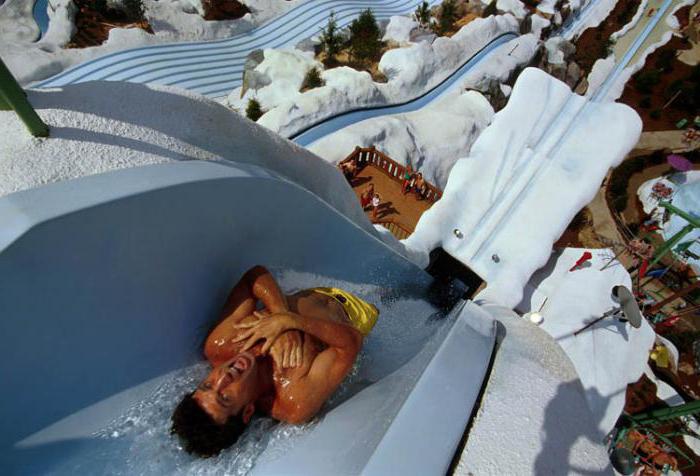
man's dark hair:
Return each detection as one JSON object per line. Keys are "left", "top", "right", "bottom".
{"left": 171, "top": 393, "right": 246, "bottom": 457}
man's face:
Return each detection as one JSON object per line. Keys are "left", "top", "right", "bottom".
{"left": 193, "top": 352, "right": 258, "bottom": 424}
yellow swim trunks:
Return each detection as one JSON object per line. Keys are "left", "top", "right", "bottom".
{"left": 311, "top": 287, "right": 379, "bottom": 336}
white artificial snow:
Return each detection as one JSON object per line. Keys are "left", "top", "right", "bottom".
{"left": 515, "top": 248, "right": 656, "bottom": 434}
{"left": 530, "top": 14, "right": 551, "bottom": 36}
{"left": 0, "top": 81, "right": 374, "bottom": 237}
{"left": 585, "top": 55, "right": 615, "bottom": 98}
{"left": 247, "top": 48, "right": 322, "bottom": 108}
{"left": 496, "top": 0, "right": 528, "bottom": 19}
{"left": 0, "top": 0, "right": 39, "bottom": 43}
{"left": 537, "top": 0, "right": 557, "bottom": 16}
{"left": 232, "top": 14, "right": 520, "bottom": 138}
{"left": 0, "top": 0, "right": 303, "bottom": 85}
{"left": 562, "top": 0, "right": 616, "bottom": 40}
{"left": 544, "top": 37, "right": 568, "bottom": 64}
{"left": 305, "top": 34, "right": 538, "bottom": 189}
{"left": 611, "top": 0, "right": 648, "bottom": 42}
{"left": 382, "top": 15, "right": 419, "bottom": 45}
{"left": 455, "top": 302, "right": 612, "bottom": 475}
{"left": 403, "top": 68, "right": 642, "bottom": 305}
{"left": 593, "top": 0, "right": 695, "bottom": 101}
{"left": 309, "top": 90, "right": 495, "bottom": 189}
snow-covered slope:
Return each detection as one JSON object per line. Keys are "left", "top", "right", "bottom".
{"left": 309, "top": 91, "right": 495, "bottom": 190}
{"left": 403, "top": 67, "right": 642, "bottom": 307}
{"left": 0, "top": 0, "right": 304, "bottom": 87}
{"left": 0, "top": 81, "right": 374, "bottom": 239}
{"left": 22, "top": 0, "right": 443, "bottom": 97}
{"left": 305, "top": 33, "right": 539, "bottom": 190}
{"left": 516, "top": 248, "right": 656, "bottom": 434}
{"left": 231, "top": 14, "right": 520, "bottom": 138}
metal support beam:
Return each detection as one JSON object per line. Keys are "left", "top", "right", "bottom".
{"left": 650, "top": 223, "right": 696, "bottom": 268}
{"left": 630, "top": 400, "right": 700, "bottom": 426}
{"left": 660, "top": 201, "right": 700, "bottom": 228}
{"left": 0, "top": 57, "right": 49, "bottom": 137}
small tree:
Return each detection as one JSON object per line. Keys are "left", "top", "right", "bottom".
{"left": 301, "top": 67, "right": 324, "bottom": 91}
{"left": 319, "top": 12, "right": 343, "bottom": 61}
{"left": 94, "top": 0, "right": 108, "bottom": 14}
{"left": 122, "top": 0, "right": 144, "bottom": 21}
{"left": 438, "top": 0, "right": 458, "bottom": 34}
{"left": 414, "top": 1, "right": 431, "bottom": 29}
{"left": 349, "top": 9, "right": 382, "bottom": 62}
{"left": 246, "top": 98, "right": 263, "bottom": 121}
{"left": 482, "top": 0, "right": 497, "bottom": 18}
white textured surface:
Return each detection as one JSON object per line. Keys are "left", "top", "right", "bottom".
{"left": 382, "top": 15, "right": 418, "bottom": 45}
{"left": 309, "top": 91, "right": 495, "bottom": 189}
{"left": 591, "top": 0, "right": 695, "bottom": 101}
{"left": 562, "top": 0, "right": 617, "bottom": 40}
{"left": 306, "top": 34, "right": 538, "bottom": 189}
{"left": 231, "top": 14, "right": 520, "bottom": 138}
{"left": 0, "top": 0, "right": 302, "bottom": 85}
{"left": 516, "top": 248, "right": 656, "bottom": 434}
{"left": 403, "top": 68, "right": 642, "bottom": 303}
{"left": 496, "top": 0, "right": 528, "bottom": 19}
{"left": 455, "top": 302, "right": 612, "bottom": 475}
{"left": 0, "top": 81, "right": 376, "bottom": 240}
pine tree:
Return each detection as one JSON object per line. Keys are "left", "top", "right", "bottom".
{"left": 438, "top": 0, "right": 458, "bottom": 34}
{"left": 414, "top": 1, "right": 431, "bottom": 29}
{"left": 301, "top": 67, "right": 324, "bottom": 91}
{"left": 482, "top": 0, "right": 497, "bottom": 18}
{"left": 122, "top": 0, "right": 144, "bottom": 21}
{"left": 246, "top": 98, "right": 263, "bottom": 121}
{"left": 349, "top": 9, "right": 382, "bottom": 62}
{"left": 319, "top": 12, "right": 343, "bottom": 61}
{"left": 95, "top": 0, "right": 108, "bottom": 14}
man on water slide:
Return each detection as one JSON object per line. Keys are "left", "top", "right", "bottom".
{"left": 172, "top": 266, "right": 379, "bottom": 457}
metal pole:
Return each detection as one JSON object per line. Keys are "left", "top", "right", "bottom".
{"left": 649, "top": 223, "right": 695, "bottom": 268}
{"left": 630, "top": 400, "right": 700, "bottom": 426}
{"left": 0, "top": 57, "right": 49, "bottom": 137}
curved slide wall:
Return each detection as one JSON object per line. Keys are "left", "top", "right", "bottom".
{"left": 35, "top": 0, "right": 443, "bottom": 98}
{"left": 0, "top": 161, "right": 495, "bottom": 474}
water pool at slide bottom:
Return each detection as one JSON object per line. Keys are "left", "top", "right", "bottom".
{"left": 14, "top": 269, "right": 463, "bottom": 475}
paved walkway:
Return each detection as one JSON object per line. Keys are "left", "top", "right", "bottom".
{"left": 634, "top": 130, "right": 699, "bottom": 154}
{"left": 347, "top": 164, "right": 433, "bottom": 233}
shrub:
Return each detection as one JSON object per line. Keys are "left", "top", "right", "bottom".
{"left": 246, "top": 98, "right": 263, "bottom": 121}
{"left": 655, "top": 49, "right": 675, "bottom": 72}
{"left": 438, "top": 0, "right": 458, "bottom": 34}
{"left": 634, "top": 70, "right": 661, "bottom": 94}
{"left": 301, "top": 67, "right": 324, "bottom": 91}
{"left": 482, "top": 0, "right": 497, "bottom": 18}
{"left": 122, "top": 0, "right": 144, "bottom": 21}
{"left": 414, "top": 1, "right": 431, "bottom": 29}
{"left": 349, "top": 9, "right": 382, "bottom": 62}
{"left": 319, "top": 12, "right": 343, "bottom": 61}
{"left": 95, "top": 0, "right": 107, "bottom": 14}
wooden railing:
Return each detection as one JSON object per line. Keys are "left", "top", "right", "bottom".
{"left": 374, "top": 220, "right": 412, "bottom": 240}
{"left": 339, "top": 146, "right": 443, "bottom": 203}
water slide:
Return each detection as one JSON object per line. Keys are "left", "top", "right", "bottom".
{"left": 34, "top": 0, "right": 443, "bottom": 98}
{"left": 0, "top": 160, "right": 497, "bottom": 474}
{"left": 291, "top": 31, "right": 518, "bottom": 146}
{"left": 0, "top": 155, "right": 611, "bottom": 474}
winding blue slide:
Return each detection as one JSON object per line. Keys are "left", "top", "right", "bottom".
{"left": 35, "top": 0, "right": 443, "bottom": 98}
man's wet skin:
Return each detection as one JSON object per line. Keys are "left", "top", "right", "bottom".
{"left": 193, "top": 267, "right": 366, "bottom": 425}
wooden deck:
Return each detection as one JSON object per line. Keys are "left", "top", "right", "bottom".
{"left": 348, "top": 164, "right": 434, "bottom": 234}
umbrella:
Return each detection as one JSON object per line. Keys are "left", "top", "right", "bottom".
{"left": 667, "top": 154, "right": 693, "bottom": 172}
